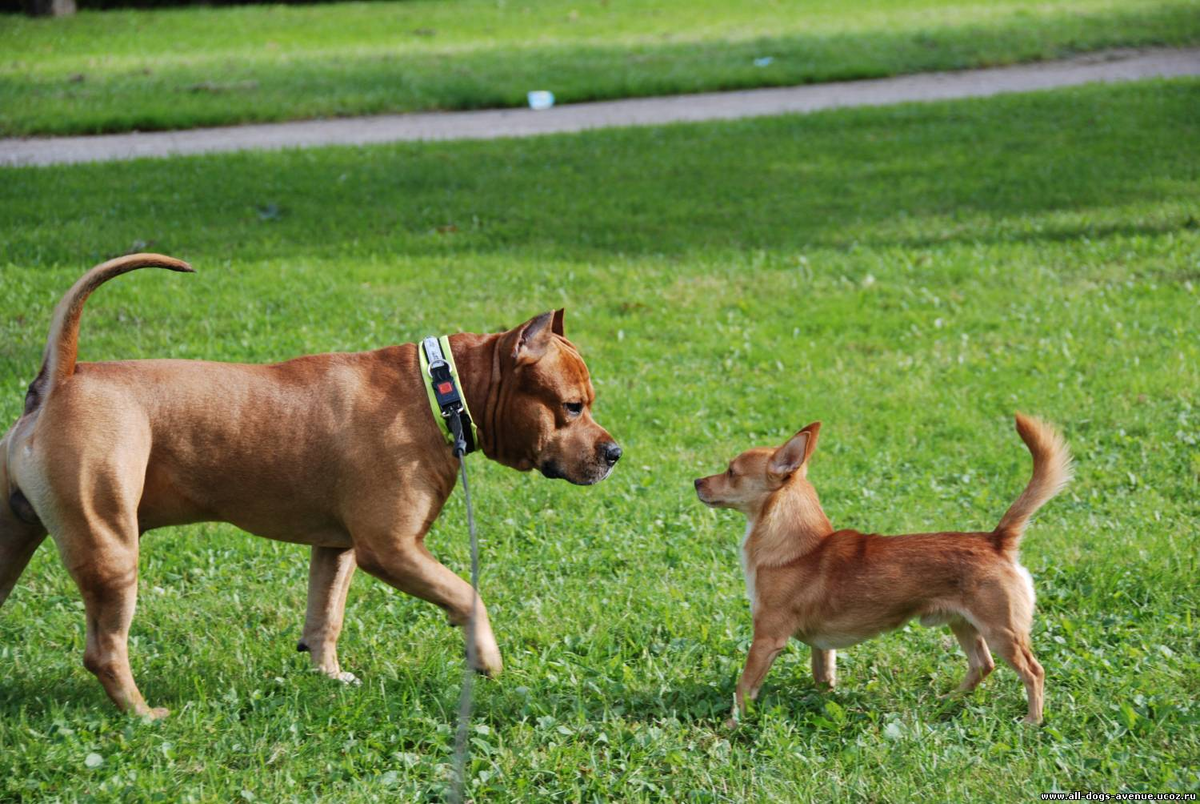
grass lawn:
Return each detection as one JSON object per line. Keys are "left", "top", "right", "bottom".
{"left": 1, "top": 79, "right": 1198, "bottom": 800}
{"left": 2, "top": 0, "right": 1200, "bottom": 136}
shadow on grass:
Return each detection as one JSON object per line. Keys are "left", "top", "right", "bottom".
{"left": 2, "top": 81, "right": 1197, "bottom": 270}
{"left": 0, "top": 674, "right": 113, "bottom": 720}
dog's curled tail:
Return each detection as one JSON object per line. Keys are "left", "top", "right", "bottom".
{"left": 25, "top": 253, "right": 193, "bottom": 413}
{"left": 994, "top": 413, "right": 1072, "bottom": 551}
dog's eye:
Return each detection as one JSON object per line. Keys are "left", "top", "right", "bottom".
{"left": 726, "top": 467, "right": 735, "bottom": 478}
{"left": 564, "top": 402, "right": 584, "bottom": 417}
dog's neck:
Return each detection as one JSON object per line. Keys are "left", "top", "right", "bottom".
{"left": 744, "top": 480, "right": 833, "bottom": 567}
{"left": 445, "top": 332, "right": 502, "bottom": 461}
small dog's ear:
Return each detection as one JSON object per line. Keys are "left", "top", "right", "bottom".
{"left": 769, "top": 422, "right": 821, "bottom": 479}
{"left": 513, "top": 311, "right": 556, "bottom": 364}
{"left": 551, "top": 308, "right": 565, "bottom": 337}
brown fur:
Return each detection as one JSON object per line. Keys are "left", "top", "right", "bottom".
{"left": 695, "top": 415, "right": 1072, "bottom": 726}
{"left": 0, "top": 254, "right": 621, "bottom": 717}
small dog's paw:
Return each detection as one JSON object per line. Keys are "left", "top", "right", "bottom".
{"left": 1021, "top": 715, "right": 1042, "bottom": 726}
{"left": 724, "top": 716, "right": 740, "bottom": 730}
{"left": 313, "top": 667, "right": 360, "bottom": 685}
{"left": 142, "top": 707, "right": 170, "bottom": 721}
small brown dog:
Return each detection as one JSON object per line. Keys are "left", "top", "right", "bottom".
{"left": 1, "top": 254, "right": 621, "bottom": 717}
{"left": 695, "top": 414, "right": 1071, "bottom": 725}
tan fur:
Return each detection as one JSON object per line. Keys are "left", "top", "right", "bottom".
{"left": 696, "top": 415, "right": 1071, "bottom": 726}
{"left": 0, "top": 255, "right": 621, "bottom": 717}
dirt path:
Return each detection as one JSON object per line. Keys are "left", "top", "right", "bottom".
{"left": 2, "top": 48, "right": 1197, "bottom": 167}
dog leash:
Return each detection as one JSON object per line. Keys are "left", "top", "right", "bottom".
{"left": 450, "top": 448, "right": 479, "bottom": 804}
{"left": 419, "top": 337, "right": 479, "bottom": 804}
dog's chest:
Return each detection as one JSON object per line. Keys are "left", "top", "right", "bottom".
{"left": 740, "top": 523, "right": 756, "bottom": 614}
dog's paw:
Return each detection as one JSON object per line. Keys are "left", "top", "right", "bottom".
{"left": 141, "top": 707, "right": 170, "bottom": 721}
{"left": 334, "top": 671, "right": 361, "bottom": 686}
{"left": 724, "top": 716, "right": 740, "bottom": 730}
{"left": 471, "top": 644, "right": 503, "bottom": 679}
{"left": 314, "top": 667, "right": 360, "bottom": 685}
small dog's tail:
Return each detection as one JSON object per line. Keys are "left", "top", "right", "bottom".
{"left": 994, "top": 413, "right": 1072, "bottom": 552}
{"left": 24, "top": 253, "right": 193, "bottom": 413}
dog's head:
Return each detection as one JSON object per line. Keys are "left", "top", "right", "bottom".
{"left": 494, "top": 309, "right": 621, "bottom": 485}
{"left": 694, "top": 423, "right": 821, "bottom": 514}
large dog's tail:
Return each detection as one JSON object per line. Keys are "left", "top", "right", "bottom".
{"left": 24, "top": 253, "right": 192, "bottom": 413}
{"left": 993, "top": 413, "right": 1072, "bottom": 553}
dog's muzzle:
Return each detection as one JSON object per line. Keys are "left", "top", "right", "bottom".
{"left": 541, "top": 441, "right": 622, "bottom": 485}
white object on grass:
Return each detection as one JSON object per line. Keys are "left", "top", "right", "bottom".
{"left": 527, "top": 90, "right": 555, "bottom": 110}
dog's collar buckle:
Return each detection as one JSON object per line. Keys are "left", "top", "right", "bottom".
{"left": 420, "top": 336, "right": 478, "bottom": 457}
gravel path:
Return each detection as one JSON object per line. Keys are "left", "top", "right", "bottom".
{"left": 2, "top": 48, "right": 1197, "bottom": 167}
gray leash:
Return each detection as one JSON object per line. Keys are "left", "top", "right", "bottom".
{"left": 449, "top": 450, "right": 479, "bottom": 804}
{"left": 419, "top": 335, "right": 481, "bottom": 804}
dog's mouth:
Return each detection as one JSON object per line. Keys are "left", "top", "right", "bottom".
{"left": 694, "top": 479, "right": 724, "bottom": 507}
{"left": 540, "top": 460, "right": 613, "bottom": 486}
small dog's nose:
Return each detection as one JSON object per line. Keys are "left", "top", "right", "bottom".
{"left": 602, "top": 442, "right": 623, "bottom": 466}
{"left": 693, "top": 478, "right": 702, "bottom": 490}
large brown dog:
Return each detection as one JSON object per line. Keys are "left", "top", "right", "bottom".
{"left": 695, "top": 414, "right": 1070, "bottom": 726}
{"left": 0, "top": 254, "right": 621, "bottom": 718}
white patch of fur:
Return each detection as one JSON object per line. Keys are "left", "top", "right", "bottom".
{"left": 740, "top": 521, "right": 756, "bottom": 615}
{"left": 1015, "top": 561, "right": 1035, "bottom": 606}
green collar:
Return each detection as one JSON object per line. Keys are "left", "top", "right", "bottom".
{"left": 419, "top": 335, "right": 479, "bottom": 454}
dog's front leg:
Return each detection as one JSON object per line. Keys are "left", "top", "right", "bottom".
{"left": 728, "top": 630, "right": 788, "bottom": 727}
{"left": 353, "top": 532, "right": 502, "bottom": 678}
{"left": 811, "top": 648, "right": 836, "bottom": 689}
{"left": 298, "top": 546, "right": 358, "bottom": 683}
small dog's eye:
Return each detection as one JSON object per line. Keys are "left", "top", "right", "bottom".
{"left": 726, "top": 467, "right": 735, "bottom": 478}
{"left": 564, "top": 402, "right": 583, "bottom": 416}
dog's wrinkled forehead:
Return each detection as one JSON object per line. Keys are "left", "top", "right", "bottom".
{"left": 526, "top": 336, "right": 595, "bottom": 400}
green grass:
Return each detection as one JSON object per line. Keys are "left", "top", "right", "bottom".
{"left": 3, "top": 0, "right": 1200, "bottom": 136}
{"left": 1, "top": 80, "right": 1199, "bottom": 801}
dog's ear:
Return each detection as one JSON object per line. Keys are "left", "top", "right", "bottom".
{"left": 551, "top": 308, "right": 565, "bottom": 337}
{"left": 769, "top": 422, "right": 821, "bottom": 479}
{"left": 513, "top": 311, "right": 556, "bottom": 364}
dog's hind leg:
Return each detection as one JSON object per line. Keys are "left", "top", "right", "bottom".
{"left": 0, "top": 509, "right": 47, "bottom": 610}
{"left": 0, "top": 443, "right": 48, "bottom": 610}
{"left": 986, "top": 628, "right": 1044, "bottom": 725}
{"left": 975, "top": 570, "right": 1043, "bottom": 723}
{"left": 44, "top": 427, "right": 161, "bottom": 717}
{"left": 298, "top": 545, "right": 358, "bottom": 683}
{"left": 811, "top": 648, "right": 837, "bottom": 689}
{"left": 55, "top": 512, "right": 165, "bottom": 718}
{"left": 0, "top": 522, "right": 46, "bottom": 610}
{"left": 948, "top": 619, "right": 994, "bottom": 693}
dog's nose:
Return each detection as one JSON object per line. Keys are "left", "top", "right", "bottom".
{"left": 602, "top": 442, "right": 623, "bottom": 466}
{"left": 693, "top": 478, "right": 702, "bottom": 490}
